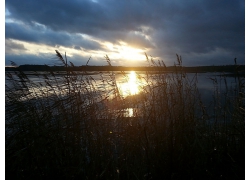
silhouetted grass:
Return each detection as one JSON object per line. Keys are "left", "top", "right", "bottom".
{"left": 5, "top": 51, "right": 244, "bottom": 179}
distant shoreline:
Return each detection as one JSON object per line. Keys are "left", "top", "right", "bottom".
{"left": 5, "top": 64, "right": 245, "bottom": 74}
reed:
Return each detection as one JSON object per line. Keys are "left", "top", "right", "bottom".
{"left": 5, "top": 51, "right": 244, "bottom": 179}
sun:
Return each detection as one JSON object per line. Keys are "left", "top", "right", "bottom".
{"left": 118, "top": 45, "right": 145, "bottom": 61}
{"left": 105, "top": 42, "right": 146, "bottom": 62}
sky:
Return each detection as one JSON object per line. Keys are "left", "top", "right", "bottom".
{"left": 5, "top": 0, "right": 245, "bottom": 67}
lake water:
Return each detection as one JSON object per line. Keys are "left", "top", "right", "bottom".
{"left": 5, "top": 71, "right": 243, "bottom": 118}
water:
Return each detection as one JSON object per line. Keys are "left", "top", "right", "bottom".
{"left": 5, "top": 71, "right": 244, "bottom": 117}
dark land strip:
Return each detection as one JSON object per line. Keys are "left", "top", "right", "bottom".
{"left": 5, "top": 64, "right": 245, "bottom": 75}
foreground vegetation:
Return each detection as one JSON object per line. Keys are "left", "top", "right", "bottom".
{"left": 5, "top": 51, "right": 245, "bottom": 179}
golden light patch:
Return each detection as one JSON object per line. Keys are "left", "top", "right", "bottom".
{"left": 104, "top": 42, "right": 145, "bottom": 62}
{"left": 117, "top": 45, "right": 145, "bottom": 61}
{"left": 118, "top": 71, "right": 139, "bottom": 97}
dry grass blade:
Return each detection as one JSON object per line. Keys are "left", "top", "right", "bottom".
{"left": 55, "top": 50, "right": 66, "bottom": 65}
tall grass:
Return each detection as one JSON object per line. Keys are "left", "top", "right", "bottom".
{"left": 5, "top": 51, "right": 244, "bottom": 179}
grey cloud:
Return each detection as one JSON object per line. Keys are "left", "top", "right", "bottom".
{"left": 5, "top": 0, "right": 162, "bottom": 39}
{"left": 5, "top": 52, "right": 103, "bottom": 66}
{"left": 5, "top": 0, "right": 245, "bottom": 65}
{"left": 145, "top": 1, "right": 245, "bottom": 65}
{"left": 5, "top": 21, "right": 103, "bottom": 50}
{"left": 73, "top": 45, "right": 82, "bottom": 50}
{"left": 5, "top": 39, "right": 27, "bottom": 54}
{"left": 123, "top": 31, "right": 155, "bottom": 49}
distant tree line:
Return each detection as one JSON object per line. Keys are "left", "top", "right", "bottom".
{"left": 5, "top": 64, "right": 245, "bottom": 74}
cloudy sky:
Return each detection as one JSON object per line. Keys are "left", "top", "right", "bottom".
{"left": 5, "top": 0, "right": 245, "bottom": 66}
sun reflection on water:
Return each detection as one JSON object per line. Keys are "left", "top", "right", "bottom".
{"left": 118, "top": 71, "right": 139, "bottom": 97}
{"left": 128, "top": 108, "right": 133, "bottom": 117}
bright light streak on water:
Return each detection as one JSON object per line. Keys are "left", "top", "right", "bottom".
{"left": 128, "top": 108, "right": 133, "bottom": 117}
{"left": 118, "top": 71, "right": 140, "bottom": 97}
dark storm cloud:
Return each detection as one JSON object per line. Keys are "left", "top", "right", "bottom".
{"left": 5, "top": 0, "right": 165, "bottom": 46}
{"left": 5, "top": 0, "right": 244, "bottom": 65}
{"left": 5, "top": 21, "right": 102, "bottom": 50}
{"left": 6, "top": 1, "right": 148, "bottom": 31}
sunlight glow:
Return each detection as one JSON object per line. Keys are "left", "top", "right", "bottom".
{"left": 118, "top": 71, "right": 139, "bottom": 97}
{"left": 128, "top": 71, "right": 138, "bottom": 95}
{"left": 118, "top": 45, "right": 145, "bottom": 61}
{"left": 5, "top": 39, "right": 89, "bottom": 57}
{"left": 104, "top": 42, "right": 146, "bottom": 62}
{"left": 128, "top": 108, "right": 133, "bottom": 117}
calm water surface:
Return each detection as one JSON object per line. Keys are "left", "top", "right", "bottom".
{"left": 6, "top": 71, "right": 243, "bottom": 117}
